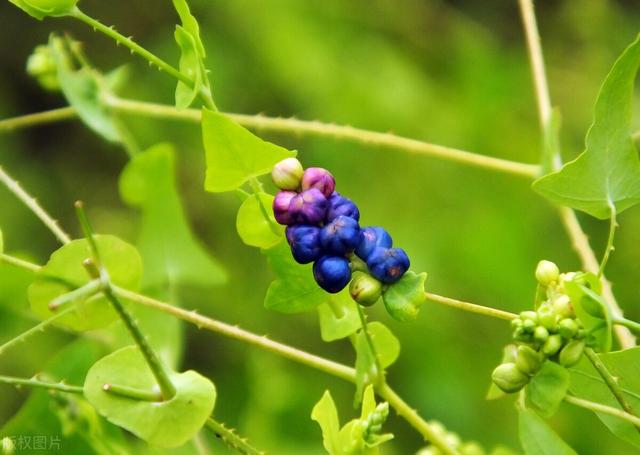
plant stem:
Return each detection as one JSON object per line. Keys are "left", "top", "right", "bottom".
{"left": 0, "top": 307, "right": 75, "bottom": 356}
{"left": 70, "top": 9, "right": 215, "bottom": 110}
{"left": 205, "top": 419, "right": 264, "bottom": 455}
{"left": 613, "top": 317, "right": 640, "bottom": 335}
{"left": 0, "top": 107, "right": 76, "bottom": 131}
{"left": 584, "top": 347, "right": 639, "bottom": 423}
{"left": 0, "top": 253, "right": 41, "bottom": 272}
{"left": 356, "top": 304, "right": 384, "bottom": 384}
{"left": 564, "top": 394, "right": 640, "bottom": 428}
{"left": 598, "top": 203, "right": 617, "bottom": 278}
{"left": 424, "top": 292, "right": 517, "bottom": 321}
{"left": 47, "top": 279, "right": 103, "bottom": 311}
{"left": 0, "top": 166, "right": 71, "bottom": 245}
{"left": 248, "top": 178, "right": 281, "bottom": 236}
{"left": 102, "top": 383, "right": 162, "bottom": 402}
{"left": 0, "top": 375, "right": 83, "bottom": 394}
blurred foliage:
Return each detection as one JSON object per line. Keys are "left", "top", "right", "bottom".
{"left": 1, "top": 0, "right": 640, "bottom": 453}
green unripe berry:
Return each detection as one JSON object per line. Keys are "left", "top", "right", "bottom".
{"left": 536, "top": 260, "right": 560, "bottom": 286}
{"left": 552, "top": 294, "right": 574, "bottom": 318}
{"left": 559, "top": 339, "right": 585, "bottom": 367}
{"left": 349, "top": 272, "right": 382, "bottom": 306}
{"left": 271, "top": 157, "right": 304, "bottom": 190}
{"left": 522, "top": 318, "right": 536, "bottom": 333}
{"left": 516, "top": 345, "right": 543, "bottom": 375}
{"left": 520, "top": 310, "right": 538, "bottom": 322}
{"left": 460, "top": 442, "right": 486, "bottom": 455}
{"left": 538, "top": 307, "right": 558, "bottom": 332}
{"left": 25, "top": 0, "right": 78, "bottom": 15}
{"left": 492, "top": 362, "right": 530, "bottom": 393}
{"left": 542, "top": 334, "right": 563, "bottom": 357}
{"left": 444, "top": 433, "right": 462, "bottom": 449}
{"left": 534, "top": 325, "right": 549, "bottom": 343}
{"left": 511, "top": 318, "right": 523, "bottom": 330}
{"left": 26, "top": 45, "right": 59, "bottom": 91}
{"left": 558, "top": 318, "right": 578, "bottom": 339}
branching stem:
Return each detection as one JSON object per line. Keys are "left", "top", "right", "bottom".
{"left": 0, "top": 375, "right": 83, "bottom": 394}
{"left": 564, "top": 394, "right": 640, "bottom": 428}
{"left": 598, "top": 202, "right": 617, "bottom": 278}
{"left": 425, "top": 292, "right": 517, "bottom": 321}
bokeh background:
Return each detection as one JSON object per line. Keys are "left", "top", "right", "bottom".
{"left": 1, "top": 0, "right": 640, "bottom": 453}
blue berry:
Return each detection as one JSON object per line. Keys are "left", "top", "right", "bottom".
{"left": 290, "top": 188, "right": 327, "bottom": 225}
{"left": 313, "top": 256, "right": 352, "bottom": 293}
{"left": 320, "top": 215, "right": 361, "bottom": 256}
{"left": 326, "top": 192, "right": 360, "bottom": 223}
{"left": 366, "top": 247, "right": 410, "bottom": 284}
{"left": 286, "top": 225, "right": 322, "bottom": 264}
{"left": 355, "top": 227, "right": 393, "bottom": 260}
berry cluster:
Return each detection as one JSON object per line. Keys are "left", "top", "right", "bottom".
{"left": 271, "top": 158, "right": 410, "bottom": 303}
{"left": 492, "top": 260, "right": 588, "bottom": 393}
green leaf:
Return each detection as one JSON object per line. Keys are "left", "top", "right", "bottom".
{"left": 311, "top": 390, "right": 341, "bottom": 455}
{"left": 174, "top": 26, "right": 203, "bottom": 109}
{"left": 84, "top": 346, "right": 216, "bottom": 449}
{"left": 119, "top": 143, "right": 226, "bottom": 289}
{"left": 569, "top": 347, "right": 640, "bottom": 448}
{"left": 0, "top": 228, "right": 3, "bottom": 253}
{"left": 236, "top": 192, "right": 283, "bottom": 248}
{"left": 533, "top": 34, "right": 640, "bottom": 219}
{"left": 263, "top": 242, "right": 327, "bottom": 313}
{"left": 202, "top": 109, "right": 296, "bottom": 192}
{"left": 49, "top": 36, "right": 121, "bottom": 143}
{"left": 563, "top": 273, "right": 612, "bottom": 352}
{"left": 172, "top": 0, "right": 205, "bottom": 57}
{"left": 486, "top": 345, "right": 518, "bottom": 401}
{"left": 382, "top": 271, "right": 426, "bottom": 322}
{"left": 317, "top": 292, "right": 360, "bottom": 342}
{"left": 355, "top": 322, "right": 400, "bottom": 399}
{"left": 8, "top": 0, "right": 76, "bottom": 20}
{"left": 518, "top": 407, "right": 576, "bottom": 455}
{"left": 28, "top": 235, "right": 142, "bottom": 331}
{"left": 525, "top": 362, "right": 569, "bottom": 417}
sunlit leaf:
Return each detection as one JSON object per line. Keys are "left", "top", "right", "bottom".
{"left": 355, "top": 322, "right": 400, "bottom": 399}
{"left": 174, "top": 26, "right": 203, "bottom": 109}
{"left": 518, "top": 407, "right": 576, "bottom": 455}
{"left": 382, "top": 271, "right": 426, "bottom": 322}
{"left": 525, "top": 362, "right": 569, "bottom": 418}
{"left": 311, "top": 391, "right": 341, "bottom": 455}
{"left": 236, "top": 192, "right": 283, "bottom": 248}
{"left": 317, "top": 292, "right": 360, "bottom": 342}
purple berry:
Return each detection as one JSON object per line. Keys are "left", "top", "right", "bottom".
{"left": 313, "top": 256, "right": 352, "bottom": 293}
{"left": 301, "top": 167, "right": 335, "bottom": 198}
{"left": 286, "top": 225, "right": 322, "bottom": 264}
{"left": 291, "top": 188, "right": 327, "bottom": 225}
{"left": 355, "top": 227, "right": 393, "bottom": 260}
{"left": 326, "top": 193, "right": 360, "bottom": 223}
{"left": 320, "top": 215, "right": 360, "bottom": 256}
{"left": 366, "top": 247, "right": 410, "bottom": 284}
{"left": 273, "top": 191, "right": 298, "bottom": 225}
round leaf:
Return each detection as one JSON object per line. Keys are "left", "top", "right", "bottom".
{"left": 382, "top": 271, "right": 427, "bottom": 322}
{"left": 28, "top": 235, "right": 142, "bottom": 331}
{"left": 84, "top": 346, "right": 216, "bottom": 448}
{"left": 236, "top": 192, "right": 283, "bottom": 248}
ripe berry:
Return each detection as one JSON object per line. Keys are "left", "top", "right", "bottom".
{"left": 366, "top": 247, "right": 410, "bottom": 284}
{"left": 301, "top": 167, "right": 335, "bottom": 198}
{"left": 273, "top": 191, "right": 298, "bottom": 225}
{"left": 313, "top": 256, "right": 352, "bottom": 293}
{"left": 320, "top": 215, "right": 360, "bottom": 256}
{"left": 325, "top": 193, "right": 360, "bottom": 223}
{"left": 286, "top": 225, "right": 322, "bottom": 264}
{"left": 272, "top": 157, "right": 304, "bottom": 190}
{"left": 355, "top": 227, "right": 393, "bottom": 260}
{"left": 291, "top": 188, "right": 327, "bottom": 225}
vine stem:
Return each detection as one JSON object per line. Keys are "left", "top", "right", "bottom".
{"left": 356, "top": 304, "right": 384, "bottom": 384}
{"left": 0, "top": 306, "right": 75, "bottom": 356}
{"left": 598, "top": 202, "right": 617, "bottom": 278}
{"left": 424, "top": 292, "right": 517, "bottom": 321}
{"left": 584, "top": 347, "right": 638, "bottom": 422}
{"left": 0, "top": 166, "right": 71, "bottom": 245}
{"left": 0, "top": 375, "right": 83, "bottom": 394}
{"left": 70, "top": 9, "right": 215, "bottom": 110}
{"left": 205, "top": 419, "right": 264, "bottom": 455}
{"left": 112, "top": 286, "right": 458, "bottom": 454}
{"left": 0, "top": 253, "right": 41, "bottom": 272}
{"left": 613, "top": 317, "right": 640, "bottom": 334}
{"left": 564, "top": 394, "right": 640, "bottom": 428}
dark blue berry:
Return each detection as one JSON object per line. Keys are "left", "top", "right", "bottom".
{"left": 326, "top": 192, "right": 360, "bottom": 223}
{"left": 320, "top": 215, "right": 360, "bottom": 256}
{"left": 313, "top": 256, "right": 352, "bottom": 293}
{"left": 366, "top": 247, "right": 410, "bottom": 284}
{"left": 286, "top": 225, "right": 322, "bottom": 264}
{"left": 355, "top": 227, "right": 393, "bottom": 260}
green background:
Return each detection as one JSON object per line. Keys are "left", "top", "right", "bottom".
{"left": 1, "top": 0, "right": 640, "bottom": 453}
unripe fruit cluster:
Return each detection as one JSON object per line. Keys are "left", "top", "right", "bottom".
{"left": 492, "top": 260, "right": 588, "bottom": 394}
{"left": 272, "top": 158, "right": 410, "bottom": 301}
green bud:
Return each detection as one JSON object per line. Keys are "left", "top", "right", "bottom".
{"left": 350, "top": 272, "right": 382, "bottom": 306}
{"left": 511, "top": 318, "right": 523, "bottom": 330}
{"left": 491, "top": 363, "right": 530, "bottom": 393}
{"left": 520, "top": 311, "right": 538, "bottom": 322}
{"left": 444, "top": 433, "right": 461, "bottom": 449}
{"left": 501, "top": 344, "right": 518, "bottom": 364}
{"left": 522, "top": 318, "right": 536, "bottom": 333}
{"left": 271, "top": 157, "right": 303, "bottom": 190}
{"left": 536, "top": 260, "right": 560, "bottom": 286}
{"left": 26, "top": 45, "right": 59, "bottom": 91}
{"left": 427, "top": 420, "right": 447, "bottom": 438}
{"left": 542, "top": 334, "right": 564, "bottom": 357}
{"left": 552, "top": 295, "right": 574, "bottom": 318}
{"left": 513, "top": 327, "right": 532, "bottom": 342}
{"left": 559, "top": 339, "right": 585, "bottom": 367}
{"left": 460, "top": 442, "right": 487, "bottom": 455}
{"left": 516, "top": 345, "right": 543, "bottom": 375}
{"left": 538, "top": 307, "right": 558, "bottom": 332}
{"left": 534, "top": 325, "right": 549, "bottom": 343}
{"left": 558, "top": 318, "right": 578, "bottom": 339}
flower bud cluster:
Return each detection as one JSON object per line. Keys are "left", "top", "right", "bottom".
{"left": 492, "top": 260, "right": 588, "bottom": 394}
{"left": 361, "top": 402, "right": 390, "bottom": 444}
{"left": 416, "top": 421, "right": 486, "bottom": 455}
{"left": 26, "top": 45, "right": 59, "bottom": 92}
{"left": 272, "top": 158, "right": 410, "bottom": 300}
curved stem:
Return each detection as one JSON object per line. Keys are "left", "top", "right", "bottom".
{"left": 613, "top": 317, "right": 640, "bottom": 335}
{"left": 424, "top": 292, "right": 517, "bottom": 321}
{"left": 564, "top": 394, "right": 640, "bottom": 428}
{"left": 0, "top": 107, "right": 76, "bottom": 132}
{"left": 598, "top": 203, "right": 617, "bottom": 278}
{"left": 356, "top": 304, "right": 383, "bottom": 383}
{"left": 0, "top": 253, "right": 41, "bottom": 272}
{"left": 0, "top": 166, "right": 71, "bottom": 245}
{"left": 0, "top": 375, "right": 83, "bottom": 394}
{"left": 205, "top": 419, "right": 264, "bottom": 455}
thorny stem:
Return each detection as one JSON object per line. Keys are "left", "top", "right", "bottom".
{"left": 47, "top": 278, "right": 103, "bottom": 311}
{"left": 205, "top": 419, "right": 265, "bottom": 455}
{"left": 0, "top": 307, "right": 75, "bottom": 356}
{"left": 356, "top": 304, "right": 384, "bottom": 385}
{"left": 424, "top": 292, "right": 517, "bottom": 321}
{"left": 564, "top": 395, "right": 640, "bottom": 428}
{"left": 0, "top": 375, "right": 83, "bottom": 394}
